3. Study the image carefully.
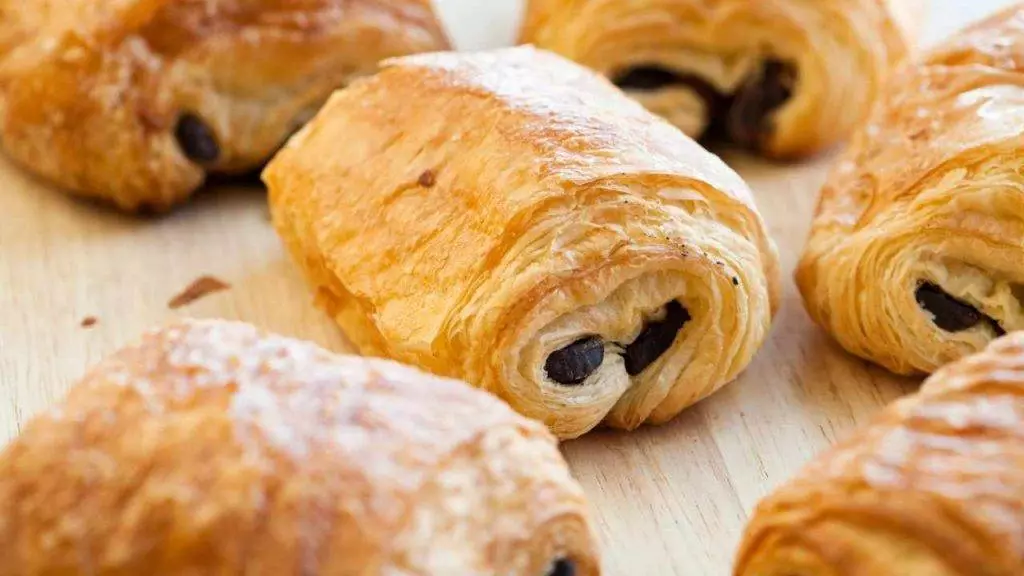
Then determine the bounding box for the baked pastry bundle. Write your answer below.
[735,331,1024,576]
[796,5,1024,376]
[0,0,450,211]
[0,319,598,576]
[518,0,920,159]
[264,46,779,440]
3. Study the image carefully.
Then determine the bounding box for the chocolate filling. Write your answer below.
[546,559,576,576]
[612,66,723,108]
[611,59,796,151]
[545,336,605,385]
[623,301,690,376]
[725,59,796,150]
[174,113,220,164]
[915,282,1005,335]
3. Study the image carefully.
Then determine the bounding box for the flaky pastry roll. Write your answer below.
[0,0,449,211]
[735,331,1024,576]
[264,47,779,439]
[0,319,598,576]
[519,0,920,158]
[796,6,1024,375]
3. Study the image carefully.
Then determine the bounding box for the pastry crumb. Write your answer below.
[168,276,230,309]
[417,169,436,187]
[80,316,98,328]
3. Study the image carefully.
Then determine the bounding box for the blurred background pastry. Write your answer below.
[0,319,598,575]
[0,0,450,211]
[519,0,921,158]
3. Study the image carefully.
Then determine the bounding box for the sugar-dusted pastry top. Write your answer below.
[796,4,1024,375]
[265,47,779,439]
[0,319,598,575]
[520,0,921,158]
[0,0,450,211]
[735,332,1024,576]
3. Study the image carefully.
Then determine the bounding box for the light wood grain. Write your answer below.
[0,2,1014,574]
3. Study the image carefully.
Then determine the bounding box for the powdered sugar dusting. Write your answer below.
[0,318,593,574]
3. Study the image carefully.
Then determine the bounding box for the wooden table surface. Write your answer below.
[0,2,1014,574]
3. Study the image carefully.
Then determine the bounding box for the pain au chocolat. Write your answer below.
[735,331,1024,576]
[519,0,921,159]
[0,0,449,211]
[796,5,1024,375]
[264,47,779,439]
[0,319,598,576]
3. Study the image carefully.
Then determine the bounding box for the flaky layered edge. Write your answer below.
[797,147,1024,375]
[520,0,915,158]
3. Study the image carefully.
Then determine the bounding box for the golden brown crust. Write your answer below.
[796,6,1024,375]
[519,0,920,159]
[0,0,450,211]
[264,47,779,439]
[0,319,599,575]
[734,332,1024,576]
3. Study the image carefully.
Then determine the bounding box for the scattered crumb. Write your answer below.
[168,276,231,309]
[80,316,98,328]
[417,169,436,187]
[732,277,739,286]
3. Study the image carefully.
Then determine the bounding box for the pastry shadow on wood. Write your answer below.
[0,155,150,244]
[0,152,268,234]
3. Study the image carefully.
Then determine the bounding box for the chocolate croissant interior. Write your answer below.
[545,336,605,385]
[177,108,317,186]
[175,113,220,164]
[544,301,690,386]
[546,558,576,576]
[624,300,691,376]
[611,59,796,152]
[915,281,1006,336]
